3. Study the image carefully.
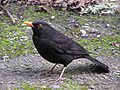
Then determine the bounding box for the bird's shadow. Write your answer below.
[65,64,103,75]
[13,64,104,78]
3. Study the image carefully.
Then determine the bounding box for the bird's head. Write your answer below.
[24,20,53,35]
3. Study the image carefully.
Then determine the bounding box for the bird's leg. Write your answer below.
[47,64,57,76]
[33,64,57,78]
[55,67,66,82]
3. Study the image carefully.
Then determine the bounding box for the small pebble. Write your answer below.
[75,35,79,38]
[41,85,47,89]
[10,82,16,84]
[20,36,28,41]
[26,27,31,29]
[0,11,4,14]
[107,24,110,27]
[0,82,3,84]
[91,28,98,32]
[80,29,87,36]
[2,56,9,61]
[51,16,55,20]
[51,85,60,89]
[97,35,101,37]
[89,85,95,89]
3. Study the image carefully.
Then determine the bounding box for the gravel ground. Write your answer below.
[0,54,120,90]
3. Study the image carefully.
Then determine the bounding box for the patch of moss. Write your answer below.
[61,80,88,90]
[14,83,42,90]
[23,6,50,21]
[0,21,35,58]
[14,80,89,90]
[78,35,120,56]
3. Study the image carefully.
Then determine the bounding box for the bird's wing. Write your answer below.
[53,38,89,55]
[42,33,88,55]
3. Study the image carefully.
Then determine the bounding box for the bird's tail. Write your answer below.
[85,55,109,73]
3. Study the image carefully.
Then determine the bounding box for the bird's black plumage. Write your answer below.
[32,21,89,66]
[25,20,109,81]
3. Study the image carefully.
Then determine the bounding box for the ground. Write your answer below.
[0,4,120,90]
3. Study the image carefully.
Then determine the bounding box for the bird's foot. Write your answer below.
[46,64,57,76]
[49,77,66,83]
[55,77,66,82]
[50,67,67,83]
[45,70,53,76]
[32,69,46,78]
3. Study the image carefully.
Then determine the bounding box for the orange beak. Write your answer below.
[24,21,33,27]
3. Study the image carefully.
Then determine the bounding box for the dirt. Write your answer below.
[0,54,120,90]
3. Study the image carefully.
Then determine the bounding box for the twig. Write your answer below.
[4,0,11,8]
[0,5,16,24]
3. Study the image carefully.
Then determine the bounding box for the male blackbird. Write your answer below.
[25,20,109,81]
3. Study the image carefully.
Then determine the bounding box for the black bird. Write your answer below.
[24,20,109,81]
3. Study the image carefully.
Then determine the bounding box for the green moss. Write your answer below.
[14,83,50,90]
[23,6,50,21]
[14,81,88,90]
[78,35,120,56]
[14,83,40,90]
[0,22,35,58]
[61,81,88,90]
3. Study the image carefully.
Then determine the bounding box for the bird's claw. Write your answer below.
[49,77,66,83]
[45,72,52,76]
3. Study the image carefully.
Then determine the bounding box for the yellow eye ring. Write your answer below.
[38,24,42,28]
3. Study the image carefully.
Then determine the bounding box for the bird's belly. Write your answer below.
[35,45,72,66]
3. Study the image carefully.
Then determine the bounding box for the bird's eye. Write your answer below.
[38,24,42,28]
